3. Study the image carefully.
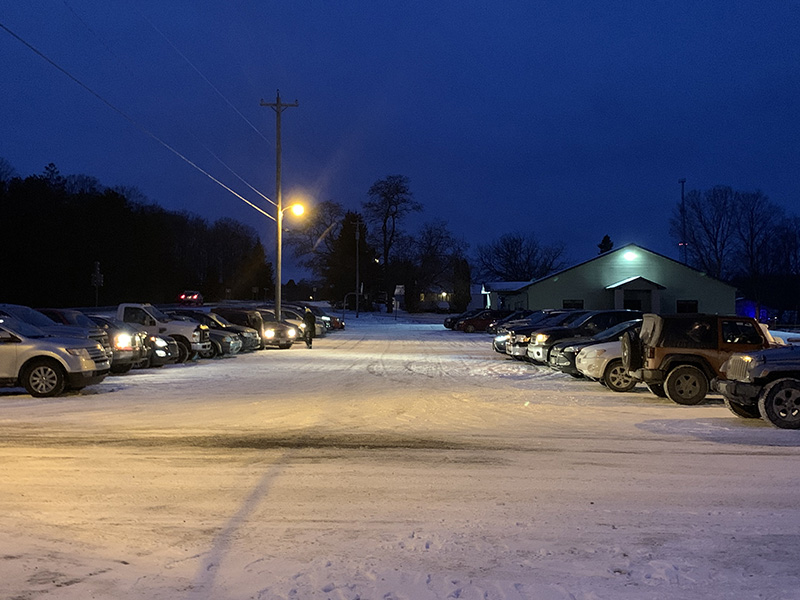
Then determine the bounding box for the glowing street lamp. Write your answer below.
[276,202,304,319]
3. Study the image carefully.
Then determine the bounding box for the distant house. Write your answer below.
[496,244,736,314]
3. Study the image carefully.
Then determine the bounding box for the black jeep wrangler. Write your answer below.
[714,344,800,429]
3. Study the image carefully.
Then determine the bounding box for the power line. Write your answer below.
[139,10,273,145]
[0,19,276,222]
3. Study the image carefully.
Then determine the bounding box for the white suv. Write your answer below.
[0,317,110,397]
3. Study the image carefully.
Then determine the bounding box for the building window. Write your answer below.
[563,299,584,309]
[676,300,698,313]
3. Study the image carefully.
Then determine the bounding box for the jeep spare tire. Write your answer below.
[621,330,643,372]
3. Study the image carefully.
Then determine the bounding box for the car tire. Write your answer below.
[200,342,219,359]
[464,324,476,333]
[278,343,293,349]
[621,331,643,372]
[664,365,709,405]
[603,359,636,392]
[724,398,761,419]
[22,358,66,398]
[758,378,800,429]
[175,339,191,363]
[110,362,134,374]
[646,383,667,397]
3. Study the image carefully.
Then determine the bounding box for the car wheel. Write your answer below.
[758,378,800,429]
[664,365,708,405]
[200,343,219,359]
[175,339,191,363]
[464,324,476,333]
[603,359,636,392]
[110,362,134,374]
[724,398,761,419]
[621,331,643,372]
[646,383,667,397]
[278,343,293,349]
[23,359,66,398]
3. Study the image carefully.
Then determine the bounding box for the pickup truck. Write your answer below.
[115,303,211,363]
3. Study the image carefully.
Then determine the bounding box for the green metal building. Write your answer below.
[497,244,736,314]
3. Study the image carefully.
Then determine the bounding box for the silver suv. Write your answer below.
[0,317,110,397]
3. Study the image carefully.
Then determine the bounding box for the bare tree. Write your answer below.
[475,233,565,281]
[284,199,346,277]
[0,157,17,183]
[669,185,737,279]
[363,175,422,267]
[732,190,783,280]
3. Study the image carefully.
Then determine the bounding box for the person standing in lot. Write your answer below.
[303,307,316,348]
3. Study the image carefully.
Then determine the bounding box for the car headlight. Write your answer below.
[151,336,169,348]
[288,329,297,338]
[115,333,133,350]
[520,335,531,343]
[299,323,306,330]
[535,333,550,344]
[223,335,232,343]
[495,334,509,342]
[66,347,90,358]
[264,328,275,339]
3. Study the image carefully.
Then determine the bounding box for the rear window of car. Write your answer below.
[660,316,717,349]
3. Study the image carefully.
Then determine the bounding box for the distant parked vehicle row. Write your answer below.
[0,300,343,398]
[471,306,799,429]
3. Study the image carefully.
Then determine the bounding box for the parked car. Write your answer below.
[455,309,513,333]
[526,309,643,364]
[203,328,242,358]
[140,333,180,368]
[493,310,572,354]
[81,314,148,373]
[251,308,298,349]
[548,319,642,379]
[0,316,110,397]
[168,314,242,358]
[444,309,484,330]
[504,311,588,359]
[713,344,800,428]
[115,303,211,363]
[622,313,778,405]
[169,309,261,353]
[214,306,297,349]
[575,338,639,393]
[0,303,113,360]
[487,310,534,334]
[178,290,204,306]
[40,308,141,374]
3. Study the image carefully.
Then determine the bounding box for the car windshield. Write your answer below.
[0,317,47,338]
[595,319,641,339]
[547,311,586,327]
[65,312,95,328]
[208,313,232,327]
[0,305,57,328]
[148,306,171,322]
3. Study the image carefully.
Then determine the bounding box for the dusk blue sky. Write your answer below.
[3,2,799,281]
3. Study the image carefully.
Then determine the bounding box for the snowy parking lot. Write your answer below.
[1,311,800,600]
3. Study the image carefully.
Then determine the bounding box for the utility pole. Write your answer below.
[678,178,687,264]
[260,90,298,320]
[355,218,365,318]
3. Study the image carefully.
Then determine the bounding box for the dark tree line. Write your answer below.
[670,185,800,315]
[0,163,272,307]
[286,176,474,312]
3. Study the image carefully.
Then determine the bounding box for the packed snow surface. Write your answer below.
[1,311,800,600]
